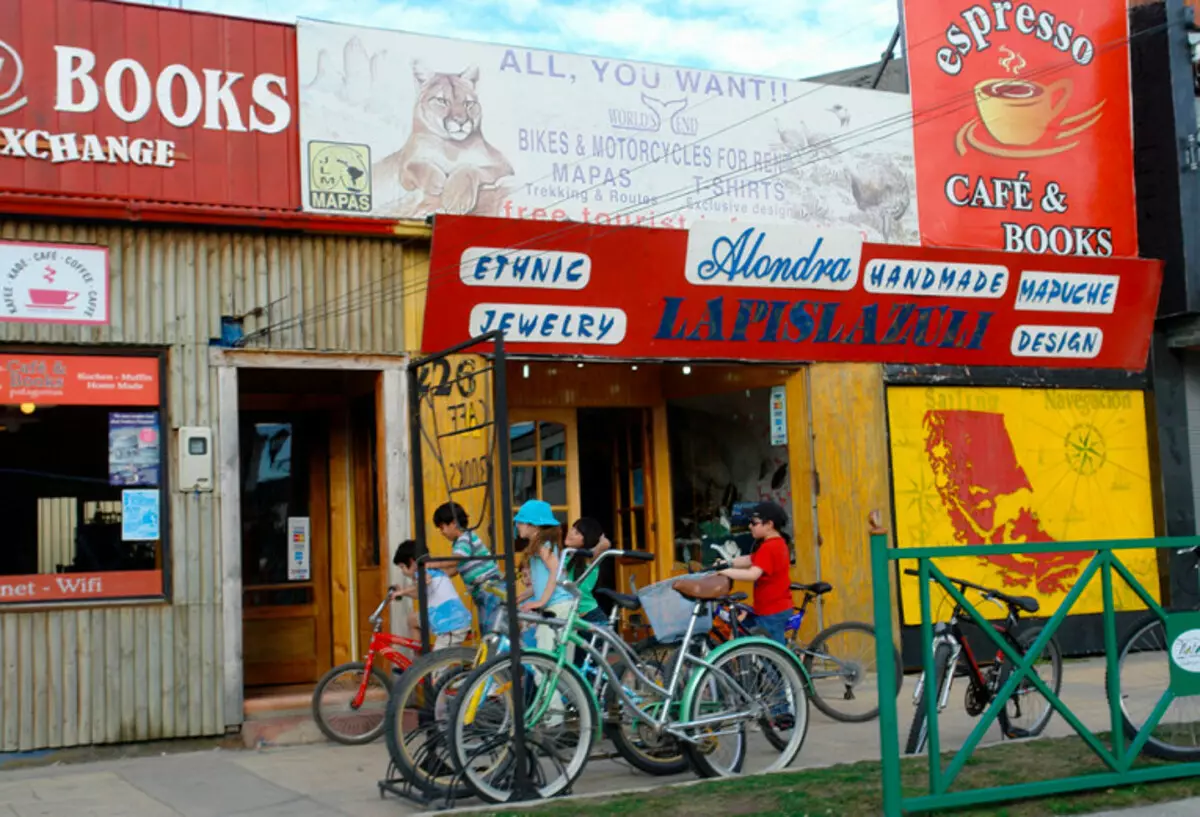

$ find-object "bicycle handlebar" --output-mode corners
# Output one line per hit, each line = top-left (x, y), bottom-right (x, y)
(902, 568), (1025, 612)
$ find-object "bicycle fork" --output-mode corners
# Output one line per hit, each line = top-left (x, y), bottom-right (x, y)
(912, 634), (962, 714)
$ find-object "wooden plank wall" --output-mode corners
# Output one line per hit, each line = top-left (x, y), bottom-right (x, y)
(808, 363), (894, 635)
(0, 217), (418, 750)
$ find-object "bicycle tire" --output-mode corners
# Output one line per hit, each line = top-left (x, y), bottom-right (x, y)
(1111, 614), (1200, 762)
(383, 647), (478, 798)
(995, 624), (1062, 740)
(684, 640), (810, 778)
(801, 620), (903, 724)
(905, 641), (952, 755)
(312, 661), (392, 745)
(605, 638), (690, 775)
(448, 651), (596, 803)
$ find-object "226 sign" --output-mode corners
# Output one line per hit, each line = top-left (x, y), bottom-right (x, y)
(416, 356), (483, 399)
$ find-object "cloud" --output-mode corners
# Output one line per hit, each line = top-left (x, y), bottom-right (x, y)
(115, 0), (899, 78)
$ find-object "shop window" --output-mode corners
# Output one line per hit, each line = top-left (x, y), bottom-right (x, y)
(0, 353), (166, 605)
(667, 388), (792, 568)
(510, 420), (570, 527)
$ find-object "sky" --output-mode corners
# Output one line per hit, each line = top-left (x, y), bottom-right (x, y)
(119, 0), (901, 79)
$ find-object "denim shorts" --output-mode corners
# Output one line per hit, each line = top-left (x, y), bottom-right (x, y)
(752, 610), (792, 646)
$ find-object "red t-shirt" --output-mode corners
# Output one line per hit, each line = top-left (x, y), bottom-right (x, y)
(750, 535), (792, 616)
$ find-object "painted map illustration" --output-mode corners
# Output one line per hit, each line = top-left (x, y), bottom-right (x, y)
(887, 387), (1160, 624)
(924, 410), (1093, 595)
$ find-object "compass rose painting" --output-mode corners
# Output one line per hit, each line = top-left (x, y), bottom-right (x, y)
(887, 386), (1160, 625)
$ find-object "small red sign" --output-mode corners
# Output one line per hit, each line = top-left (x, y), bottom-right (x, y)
(0, 0), (300, 209)
(1, 354), (160, 406)
(420, 215), (1162, 371)
(0, 570), (162, 604)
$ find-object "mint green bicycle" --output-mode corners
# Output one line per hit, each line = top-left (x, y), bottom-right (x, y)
(445, 547), (812, 803)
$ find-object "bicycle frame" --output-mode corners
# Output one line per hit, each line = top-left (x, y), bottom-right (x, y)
(911, 594), (1022, 714)
(355, 595), (421, 708)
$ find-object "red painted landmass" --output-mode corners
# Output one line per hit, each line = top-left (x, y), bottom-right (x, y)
(923, 410), (1093, 595)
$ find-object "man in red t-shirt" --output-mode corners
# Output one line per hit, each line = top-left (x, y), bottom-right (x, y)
(717, 502), (793, 645)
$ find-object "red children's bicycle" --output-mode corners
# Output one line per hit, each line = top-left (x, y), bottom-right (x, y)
(312, 589), (423, 744)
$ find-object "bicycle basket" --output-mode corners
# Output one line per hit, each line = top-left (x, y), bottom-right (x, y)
(636, 576), (712, 644)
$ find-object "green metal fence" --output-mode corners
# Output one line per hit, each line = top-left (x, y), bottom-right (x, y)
(869, 514), (1200, 815)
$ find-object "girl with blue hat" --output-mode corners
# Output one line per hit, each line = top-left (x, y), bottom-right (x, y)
(514, 499), (573, 651)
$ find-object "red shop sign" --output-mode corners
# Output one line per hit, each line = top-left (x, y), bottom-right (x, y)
(1, 354), (160, 406)
(420, 215), (1162, 370)
(0, 0), (300, 209)
(0, 570), (162, 604)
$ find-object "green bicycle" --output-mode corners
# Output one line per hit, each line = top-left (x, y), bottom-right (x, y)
(446, 547), (812, 803)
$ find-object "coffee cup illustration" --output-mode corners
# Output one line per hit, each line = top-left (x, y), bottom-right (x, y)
(974, 78), (1072, 146)
(27, 288), (78, 307)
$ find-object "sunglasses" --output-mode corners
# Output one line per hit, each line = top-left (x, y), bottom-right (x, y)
(749, 518), (764, 527)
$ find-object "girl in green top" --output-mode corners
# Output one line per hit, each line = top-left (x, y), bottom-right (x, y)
(564, 517), (612, 626)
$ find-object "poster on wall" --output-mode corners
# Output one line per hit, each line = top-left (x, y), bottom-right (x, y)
(121, 489), (161, 542)
(296, 20), (919, 241)
(886, 386), (1160, 625)
(902, 2), (1137, 256)
(109, 412), (160, 486)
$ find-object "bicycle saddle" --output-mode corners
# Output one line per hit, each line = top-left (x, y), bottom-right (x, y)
(993, 591), (1040, 614)
(791, 581), (833, 596)
(716, 592), (749, 604)
(595, 588), (641, 611)
(672, 574), (733, 601)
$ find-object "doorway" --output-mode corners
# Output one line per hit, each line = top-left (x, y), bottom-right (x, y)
(237, 368), (381, 690)
(576, 408), (656, 624)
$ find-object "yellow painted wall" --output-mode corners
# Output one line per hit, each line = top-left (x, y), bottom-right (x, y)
(808, 364), (894, 634)
(886, 386), (1160, 625)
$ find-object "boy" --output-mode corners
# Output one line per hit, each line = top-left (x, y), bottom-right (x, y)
(392, 539), (472, 649)
(426, 502), (504, 632)
(716, 501), (793, 645)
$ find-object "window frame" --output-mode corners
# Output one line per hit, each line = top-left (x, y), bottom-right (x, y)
(0, 346), (171, 610)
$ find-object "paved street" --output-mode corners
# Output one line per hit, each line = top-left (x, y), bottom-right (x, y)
(0, 654), (1197, 816)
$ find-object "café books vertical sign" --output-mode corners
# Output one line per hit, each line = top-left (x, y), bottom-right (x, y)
(903, 2), (1137, 257)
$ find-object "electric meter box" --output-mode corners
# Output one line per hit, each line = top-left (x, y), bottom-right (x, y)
(177, 426), (214, 492)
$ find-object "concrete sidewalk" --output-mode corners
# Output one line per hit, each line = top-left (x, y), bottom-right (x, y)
(0, 654), (1196, 816)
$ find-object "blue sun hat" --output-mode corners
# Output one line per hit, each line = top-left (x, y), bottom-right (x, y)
(513, 499), (558, 528)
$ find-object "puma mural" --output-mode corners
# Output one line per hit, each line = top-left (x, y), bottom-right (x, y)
(373, 61), (514, 218)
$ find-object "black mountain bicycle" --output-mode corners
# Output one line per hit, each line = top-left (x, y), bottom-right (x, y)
(904, 568), (1063, 755)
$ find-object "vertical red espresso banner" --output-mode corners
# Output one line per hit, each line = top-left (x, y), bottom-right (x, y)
(903, 3), (1138, 257)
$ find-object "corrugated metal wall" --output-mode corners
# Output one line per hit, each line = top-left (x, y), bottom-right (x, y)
(0, 217), (418, 750)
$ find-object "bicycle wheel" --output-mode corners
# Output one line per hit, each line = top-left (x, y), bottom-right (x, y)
(312, 661), (392, 745)
(995, 624), (1062, 740)
(1112, 614), (1200, 761)
(905, 642), (952, 755)
(682, 641), (809, 778)
(802, 621), (904, 723)
(605, 638), (690, 775)
(383, 647), (478, 798)
(449, 652), (596, 803)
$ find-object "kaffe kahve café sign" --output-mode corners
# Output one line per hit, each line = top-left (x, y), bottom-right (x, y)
(421, 215), (1162, 370)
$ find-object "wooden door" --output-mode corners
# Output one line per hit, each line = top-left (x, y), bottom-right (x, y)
(611, 409), (656, 598)
(240, 411), (332, 687)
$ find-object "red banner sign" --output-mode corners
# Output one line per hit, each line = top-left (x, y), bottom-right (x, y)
(421, 215), (1162, 370)
(0, 570), (162, 604)
(0, 0), (299, 209)
(1, 354), (160, 406)
(903, 1), (1137, 256)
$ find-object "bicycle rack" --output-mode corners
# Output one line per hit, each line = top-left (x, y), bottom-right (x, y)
(377, 725), (468, 810)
